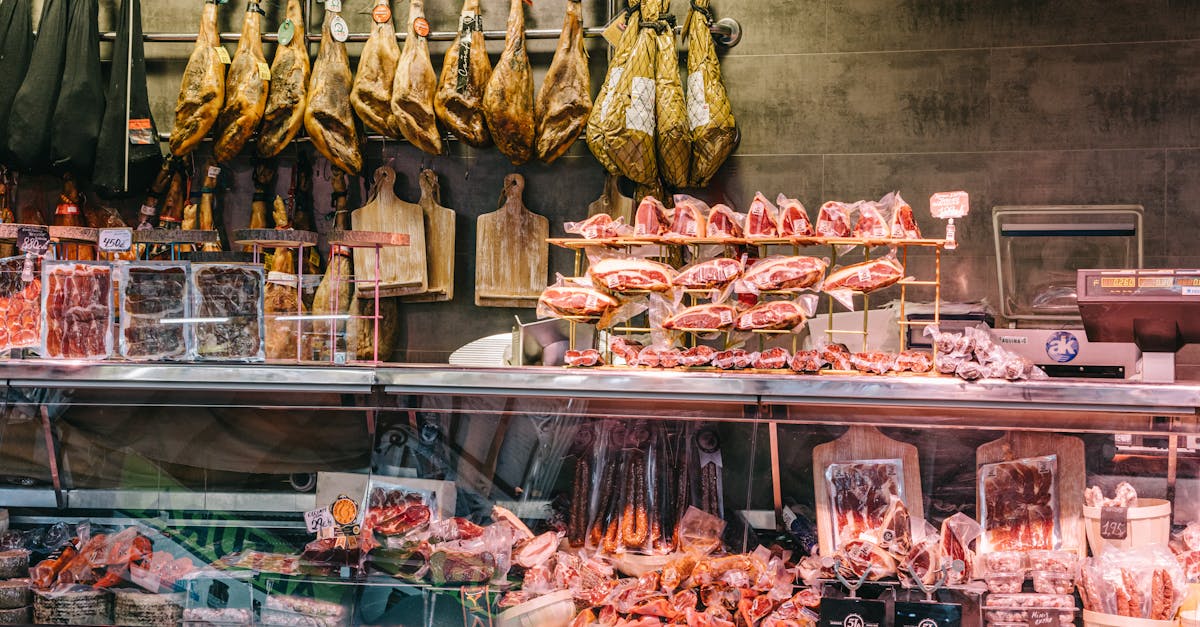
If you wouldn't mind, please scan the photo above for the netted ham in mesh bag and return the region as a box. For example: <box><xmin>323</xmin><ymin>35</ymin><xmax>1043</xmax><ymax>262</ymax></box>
<box><xmin>595</xmin><ymin>1</ymin><xmax>659</xmax><ymax>185</ymax></box>
<box><xmin>586</xmin><ymin>3</ymin><xmax>640</xmax><ymax>175</ymax></box>
<box><xmin>685</xmin><ymin>0</ymin><xmax>737</xmax><ymax>187</ymax></box>
<box><xmin>653</xmin><ymin>2</ymin><xmax>692</xmax><ymax>189</ymax></box>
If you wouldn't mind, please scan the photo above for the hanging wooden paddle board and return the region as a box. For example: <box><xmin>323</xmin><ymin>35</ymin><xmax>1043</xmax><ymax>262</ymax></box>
<box><xmin>976</xmin><ymin>431</ymin><xmax>1086</xmax><ymax>558</ymax></box>
<box><xmin>813</xmin><ymin>425</ymin><xmax>924</xmax><ymax>558</ymax></box>
<box><xmin>475</xmin><ymin>173</ymin><xmax>548</xmax><ymax>308</ymax></box>
<box><xmin>403</xmin><ymin>168</ymin><xmax>455</xmax><ymax>303</ymax></box>
<box><xmin>587</xmin><ymin>174</ymin><xmax>635</xmax><ymax>224</ymax></box>
<box><xmin>352</xmin><ymin>165</ymin><xmax>427</xmax><ymax>297</ymax></box>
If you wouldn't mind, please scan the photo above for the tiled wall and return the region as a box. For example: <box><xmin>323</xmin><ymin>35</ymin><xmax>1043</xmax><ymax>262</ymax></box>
<box><xmin>24</xmin><ymin>0</ymin><xmax>1200</xmax><ymax>361</ymax></box>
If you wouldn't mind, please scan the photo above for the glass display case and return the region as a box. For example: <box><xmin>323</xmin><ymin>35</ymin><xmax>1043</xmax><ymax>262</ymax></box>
<box><xmin>0</xmin><ymin>363</ymin><xmax>1196</xmax><ymax>626</ymax></box>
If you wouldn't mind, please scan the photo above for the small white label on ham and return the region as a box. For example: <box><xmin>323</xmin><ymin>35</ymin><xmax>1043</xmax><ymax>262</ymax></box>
<box><xmin>605</xmin><ymin>274</ymin><xmax>620</xmax><ymax>288</ymax></box>
<box><xmin>687</xmin><ymin>72</ymin><xmax>711</xmax><ymax>130</ymax></box>
<box><xmin>325</xmin><ymin>0</ymin><xmax>342</xmax><ymax>12</ymax></box>
<box><xmin>331</xmin><ymin>15</ymin><xmax>349</xmax><ymax>42</ymax></box>
<box><xmin>207</xmin><ymin>165</ymin><xmax>221</xmax><ymax>179</ymax></box>
<box><xmin>139</xmin><ymin>205</ymin><xmax>156</xmax><ymax>217</ymax></box>
<box><xmin>857</xmin><ymin>268</ymin><xmax>872</xmax><ymax>283</ymax></box>
<box><xmin>626</xmin><ymin>77</ymin><xmax>656</xmax><ymax>136</ymax></box>
<box><xmin>268</xmin><ymin>271</ymin><xmax>299</xmax><ymax>287</ymax></box>
<box><xmin>719</xmin><ymin>309</ymin><xmax>733</xmax><ymax>326</ymax></box>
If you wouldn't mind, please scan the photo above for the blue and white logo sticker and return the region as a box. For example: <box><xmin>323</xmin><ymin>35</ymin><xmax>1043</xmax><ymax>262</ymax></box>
<box><xmin>1046</xmin><ymin>331</ymin><xmax>1080</xmax><ymax>363</ymax></box>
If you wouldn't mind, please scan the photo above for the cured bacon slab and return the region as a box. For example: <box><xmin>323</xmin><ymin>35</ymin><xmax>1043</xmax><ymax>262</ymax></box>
<box><xmin>746</xmin><ymin>192</ymin><xmax>779</xmax><ymax>238</ymax></box>
<box><xmin>741</xmin><ymin>256</ymin><xmax>827</xmax><ymax>291</ymax></box>
<box><xmin>674</xmin><ymin>257</ymin><xmax>741</xmax><ymax>289</ymax></box>
<box><xmin>853</xmin><ymin>201</ymin><xmax>889</xmax><ymax>239</ymax></box>
<box><xmin>735</xmin><ymin>301</ymin><xmax>809</xmax><ymax>331</ymax></box>
<box><xmin>633</xmin><ymin>196</ymin><xmax>670</xmax><ymax>237</ymax></box>
<box><xmin>707</xmin><ymin>204</ymin><xmax>745</xmax><ymax>239</ymax></box>
<box><xmin>662</xmin><ymin>303</ymin><xmax>736</xmax><ymax>330</ymax></box>
<box><xmin>816</xmin><ymin>201</ymin><xmax>852</xmax><ymax>237</ymax></box>
<box><xmin>668</xmin><ymin>196</ymin><xmax>708</xmax><ymax>238</ymax></box>
<box><xmin>538</xmin><ymin>285</ymin><xmax>619</xmax><ymax>318</ymax></box>
<box><xmin>778</xmin><ymin>194</ymin><xmax>815</xmax><ymax>237</ymax></box>
<box><xmin>588</xmin><ymin>257</ymin><xmax>675</xmax><ymax>292</ymax></box>
<box><xmin>823</xmin><ymin>258</ymin><xmax>905</xmax><ymax>293</ymax></box>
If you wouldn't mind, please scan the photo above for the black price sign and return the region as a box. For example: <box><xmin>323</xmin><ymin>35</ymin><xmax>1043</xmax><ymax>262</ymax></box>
<box><xmin>895</xmin><ymin>601</ymin><xmax>962</xmax><ymax>627</ymax></box>
<box><xmin>820</xmin><ymin>598</ymin><xmax>886</xmax><ymax>627</ymax></box>
<box><xmin>17</xmin><ymin>226</ymin><xmax>49</xmax><ymax>255</ymax></box>
<box><xmin>1101</xmin><ymin>506</ymin><xmax>1129</xmax><ymax>540</ymax></box>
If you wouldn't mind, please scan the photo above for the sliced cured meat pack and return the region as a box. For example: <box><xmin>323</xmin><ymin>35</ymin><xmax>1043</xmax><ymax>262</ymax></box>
<box><xmin>668</xmin><ymin>195</ymin><xmax>708</xmax><ymax>239</ymax></box>
<box><xmin>746</xmin><ymin>192</ymin><xmax>779</xmax><ymax>239</ymax></box>
<box><xmin>588</xmin><ymin>257</ymin><xmax>675</xmax><ymax>292</ymax></box>
<box><xmin>741</xmin><ymin>256</ymin><xmax>827</xmax><ymax>292</ymax></box>
<box><xmin>735</xmin><ymin>300</ymin><xmax>810</xmax><ymax>331</ymax></box>
<box><xmin>42</xmin><ymin>261</ymin><xmax>112</xmax><ymax>359</ymax></box>
<box><xmin>674</xmin><ymin>257</ymin><xmax>741</xmax><ymax>290</ymax></box>
<box><xmin>0</xmin><ymin>255</ymin><xmax>42</xmax><ymax>351</ymax></box>
<box><xmin>633</xmin><ymin>196</ymin><xmax>670</xmax><ymax>238</ymax></box>
<box><xmin>823</xmin><ymin>257</ymin><xmax>905</xmax><ymax>293</ymax></box>
<box><xmin>707</xmin><ymin>204</ymin><xmax>745</xmax><ymax>239</ymax></box>
<box><xmin>119</xmin><ymin>262</ymin><xmax>188</xmax><ymax>361</ymax></box>
<box><xmin>778</xmin><ymin>195</ymin><xmax>815</xmax><ymax>238</ymax></box>
<box><xmin>538</xmin><ymin>285</ymin><xmax>619</xmax><ymax>318</ymax></box>
<box><xmin>825</xmin><ymin>459</ymin><xmax>904</xmax><ymax>548</ymax></box>
<box><xmin>816</xmin><ymin>202</ymin><xmax>852</xmax><ymax>238</ymax></box>
<box><xmin>191</xmin><ymin>263</ymin><xmax>264</xmax><ymax>361</ymax></box>
<box><xmin>662</xmin><ymin>303</ymin><xmax>737</xmax><ymax>331</ymax></box>
<box><xmin>979</xmin><ymin>455</ymin><xmax>1059</xmax><ymax>552</ymax></box>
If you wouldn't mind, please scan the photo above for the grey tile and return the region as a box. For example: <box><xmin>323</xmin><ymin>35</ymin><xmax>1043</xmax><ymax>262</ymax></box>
<box><xmin>988</xmin><ymin>0</ymin><xmax>1177</xmax><ymax>48</ymax></box>
<box><xmin>1165</xmin><ymin>149</ymin><xmax>1200</xmax><ymax>261</ymax></box>
<box><xmin>696</xmin><ymin>154</ymin><xmax>824</xmax><ymax>212</ymax></box>
<box><xmin>989</xmin><ymin>42</ymin><xmax>1200</xmax><ymax>150</ymax></box>
<box><xmin>827</xmin><ymin>0</ymin><xmax>991</xmax><ymax>53</ymax></box>
<box><xmin>717</xmin><ymin>0</ymin><xmax>825</xmax><ymax>56</ymax></box>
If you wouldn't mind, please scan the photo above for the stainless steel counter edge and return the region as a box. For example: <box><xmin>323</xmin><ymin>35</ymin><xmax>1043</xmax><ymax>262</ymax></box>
<box><xmin>2</xmin><ymin>361</ymin><xmax>374</xmax><ymax>392</ymax></box>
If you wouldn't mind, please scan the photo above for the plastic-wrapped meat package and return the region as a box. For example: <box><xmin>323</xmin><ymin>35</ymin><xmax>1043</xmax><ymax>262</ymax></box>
<box><xmin>816</xmin><ymin>202</ymin><xmax>852</xmax><ymax>237</ymax></box>
<box><xmin>820</xmin><ymin>342</ymin><xmax>853</xmax><ymax>371</ymax></box>
<box><xmin>609</xmin><ymin>337</ymin><xmax>644</xmax><ymax>365</ymax></box>
<box><xmin>565</xmin><ymin>213</ymin><xmax>631</xmax><ymax>240</ymax></box>
<box><xmin>979</xmin><ymin>455</ymin><xmax>1059</xmax><ymax>552</ymax></box>
<box><xmin>852</xmin><ymin>201</ymin><xmax>889</xmax><ymax>239</ymax></box>
<box><xmin>790</xmin><ymin>350</ymin><xmax>824</xmax><ymax>372</ymax></box>
<box><xmin>669</xmin><ymin>195</ymin><xmax>709</xmax><ymax>239</ymax></box>
<box><xmin>712</xmin><ymin>349</ymin><xmax>752</xmax><ymax>369</ymax></box>
<box><xmin>851</xmin><ymin>351</ymin><xmax>897</xmax><ymax>375</ymax></box>
<box><xmin>119</xmin><ymin>262</ymin><xmax>190</xmax><ymax>361</ymax></box>
<box><xmin>190</xmin><ymin>264</ymin><xmax>265</xmax><ymax>362</ymax></box>
<box><xmin>777</xmin><ymin>194</ymin><xmax>814</xmax><ymax>237</ymax></box>
<box><xmin>740</xmin><ymin>256</ymin><xmax>827</xmax><ymax>292</ymax></box>
<box><xmin>674</xmin><ymin>257</ymin><xmax>742</xmax><ymax>290</ymax></box>
<box><xmin>587</xmin><ymin>257</ymin><xmax>676</xmax><ymax>292</ymax></box>
<box><xmin>633</xmin><ymin>196</ymin><xmax>670</xmax><ymax>238</ymax></box>
<box><xmin>680</xmin><ymin>345</ymin><xmax>716</xmax><ymax>367</ymax></box>
<box><xmin>823</xmin><ymin>257</ymin><xmax>905</xmax><ymax>293</ymax></box>
<box><xmin>707</xmin><ymin>204</ymin><xmax>744</xmax><ymax>239</ymax></box>
<box><xmin>735</xmin><ymin>300</ymin><xmax>810</xmax><ymax>331</ymax></box>
<box><xmin>746</xmin><ymin>192</ymin><xmax>779</xmax><ymax>239</ymax></box>
<box><xmin>0</xmin><ymin>255</ymin><xmax>42</xmax><ymax>351</ymax></box>
<box><xmin>882</xmin><ymin>192</ymin><xmax>921</xmax><ymax>239</ymax></box>
<box><xmin>41</xmin><ymin>261</ymin><xmax>113</xmax><ymax>360</ymax></box>
<box><xmin>895</xmin><ymin>350</ymin><xmax>933</xmax><ymax>373</ymax></box>
<box><xmin>565</xmin><ymin>349</ymin><xmax>604</xmax><ymax>367</ymax></box>
<box><xmin>825</xmin><ymin>458</ymin><xmax>905</xmax><ymax>549</ymax></box>
<box><xmin>752</xmin><ymin>347</ymin><xmax>790</xmax><ymax>369</ymax></box>
<box><xmin>662</xmin><ymin>303</ymin><xmax>737</xmax><ymax>331</ymax></box>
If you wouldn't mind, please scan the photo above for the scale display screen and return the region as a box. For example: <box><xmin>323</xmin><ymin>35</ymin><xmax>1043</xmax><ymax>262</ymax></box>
<box><xmin>1077</xmin><ymin>269</ymin><xmax>1200</xmax><ymax>351</ymax></box>
<box><xmin>1083</xmin><ymin>270</ymin><xmax>1200</xmax><ymax>297</ymax></box>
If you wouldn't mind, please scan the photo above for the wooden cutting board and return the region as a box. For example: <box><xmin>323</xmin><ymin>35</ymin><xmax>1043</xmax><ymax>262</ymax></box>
<box><xmin>976</xmin><ymin>431</ymin><xmax>1086</xmax><ymax>558</ymax></box>
<box><xmin>813</xmin><ymin>425</ymin><xmax>924</xmax><ymax>557</ymax></box>
<box><xmin>475</xmin><ymin>173</ymin><xmax>548</xmax><ymax>307</ymax></box>
<box><xmin>587</xmin><ymin>174</ymin><xmax>634</xmax><ymax>224</ymax></box>
<box><xmin>352</xmin><ymin>166</ymin><xmax>427</xmax><ymax>297</ymax></box>
<box><xmin>402</xmin><ymin>169</ymin><xmax>455</xmax><ymax>303</ymax></box>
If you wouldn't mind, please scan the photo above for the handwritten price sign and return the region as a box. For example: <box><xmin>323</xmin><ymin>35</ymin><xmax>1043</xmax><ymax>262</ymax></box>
<box><xmin>1100</xmin><ymin>506</ymin><xmax>1129</xmax><ymax>540</ymax></box>
<box><xmin>99</xmin><ymin>228</ymin><xmax>133</xmax><ymax>253</ymax></box>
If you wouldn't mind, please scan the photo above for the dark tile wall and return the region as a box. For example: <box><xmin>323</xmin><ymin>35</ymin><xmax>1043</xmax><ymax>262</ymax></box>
<box><xmin>19</xmin><ymin>0</ymin><xmax>1200</xmax><ymax>361</ymax></box>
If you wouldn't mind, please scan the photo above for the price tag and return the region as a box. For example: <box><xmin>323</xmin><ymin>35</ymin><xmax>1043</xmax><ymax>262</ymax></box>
<box><xmin>278</xmin><ymin>19</ymin><xmax>295</xmax><ymax>46</ymax></box>
<box><xmin>1101</xmin><ymin>506</ymin><xmax>1129</xmax><ymax>540</ymax></box>
<box><xmin>130</xmin><ymin>564</ymin><xmax>162</xmax><ymax>592</ymax></box>
<box><xmin>99</xmin><ymin>228</ymin><xmax>133</xmax><ymax>253</ymax></box>
<box><xmin>372</xmin><ymin>2</ymin><xmax>391</xmax><ymax>23</ymax></box>
<box><xmin>207</xmin><ymin>165</ymin><xmax>221</xmax><ymax>179</ymax></box>
<box><xmin>17</xmin><ymin>226</ymin><xmax>50</xmax><ymax>255</ymax></box>
<box><xmin>330</xmin><ymin>15</ymin><xmax>349</xmax><ymax>42</ymax></box>
<box><xmin>819</xmin><ymin>598</ymin><xmax>886</xmax><ymax>627</ymax></box>
<box><xmin>304</xmin><ymin>506</ymin><xmax>335</xmax><ymax>532</ymax></box>
<box><xmin>413</xmin><ymin>17</ymin><xmax>430</xmax><ymax>38</ymax></box>
<box><xmin>930</xmin><ymin>190</ymin><xmax>969</xmax><ymax>219</ymax></box>
<box><xmin>894</xmin><ymin>601</ymin><xmax>962</xmax><ymax>627</ymax></box>
<box><xmin>325</xmin><ymin>0</ymin><xmax>341</xmax><ymax>12</ymax></box>
<box><xmin>139</xmin><ymin>204</ymin><xmax>157</xmax><ymax>217</ymax></box>
<box><xmin>258</xmin><ymin>61</ymin><xmax>271</xmax><ymax>82</ymax></box>
<box><xmin>267</xmin><ymin>271</ymin><xmax>299</xmax><ymax>287</ymax></box>
<box><xmin>214</xmin><ymin>46</ymin><xmax>231</xmax><ymax>64</ymax></box>
<box><xmin>128</xmin><ymin>118</ymin><xmax>155</xmax><ymax>145</ymax></box>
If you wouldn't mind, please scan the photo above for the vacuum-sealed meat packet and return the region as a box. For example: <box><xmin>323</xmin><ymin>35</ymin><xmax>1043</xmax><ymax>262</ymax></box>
<box><xmin>191</xmin><ymin>263</ymin><xmax>264</xmax><ymax>362</ymax></box>
<box><xmin>587</xmin><ymin>254</ymin><xmax>676</xmax><ymax>292</ymax></box>
<box><xmin>746</xmin><ymin>192</ymin><xmax>780</xmax><ymax>239</ymax></box>
<box><xmin>119</xmin><ymin>261</ymin><xmax>190</xmax><ymax>361</ymax></box>
<box><xmin>816</xmin><ymin>201</ymin><xmax>852</xmax><ymax>238</ymax></box>
<box><xmin>825</xmin><ymin>458</ymin><xmax>905</xmax><ymax>549</ymax></box>
<box><xmin>707</xmin><ymin>204</ymin><xmax>745</xmax><ymax>239</ymax></box>
<box><xmin>564</xmin><ymin>213</ymin><xmax>632</xmax><ymax>240</ymax></box>
<box><xmin>979</xmin><ymin>455</ymin><xmax>1059</xmax><ymax>552</ymax></box>
<box><xmin>673</xmin><ymin>256</ymin><xmax>742</xmax><ymax>291</ymax></box>
<box><xmin>42</xmin><ymin>261</ymin><xmax>113</xmax><ymax>360</ymax></box>
<box><xmin>0</xmin><ymin>255</ymin><xmax>42</xmax><ymax>351</ymax></box>
<box><xmin>777</xmin><ymin>194</ymin><xmax>814</xmax><ymax>238</ymax></box>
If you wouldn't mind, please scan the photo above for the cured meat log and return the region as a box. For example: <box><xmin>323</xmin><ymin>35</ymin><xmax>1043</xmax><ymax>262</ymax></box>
<box><xmin>662</xmin><ymin>303</ymin><xmax>736</xmax><ymax>331</ymax></box>
<box><xmin>674</xmin><ymin>257</ymin><xmax>741</xmax><ymax>289</ymax></box>
<box><xmin>686</xmin><ymin>0</ymin><xmax>737</xmax><ymax>187</ymax></box>
<box><xmin>95</xmin><ymin>0</ymin><xmax>162</xmax><ymax>196</ymax></box>
<box><xmin>735</xmin><ymin>300</ymin><xmax>809</xmax><ymax>331</ymax></box>
<box><xmin>192</xmin><ymin>264</ymin><xmax>264</xmax><ymax>361</ymax></box>
<box><xmin>588</xmin><ymin>257</ymin><xmax>675</xmax><ymax>292</ymax></box>
<box><xmin>484</xmin><ymin>0</ymin><xmax>535</xmax><ymax>165</ymax></box>
<box><xmin>50</xmin><ymin>0</ymin><xmax>104</xmax><ymax>176</ymax></box>
<box><xmin>823</xmin><ymin>257</ymin><xmax>905</xmax><ymax>293</ymax></box>
<box><xmin>538</xmin><ymin>285</ymin><xmax>618</xmax><ymax>318</ymax></box>
<box><xmin>352</xmin><ymin>0</ymin><xmax>400</xmax><ymax>138</ymax></box>
<box><xmin>212</xmin><ymin>1</ymin><xmax>269</xmax><ymax>163</ymax></box>
<box><xmin>0</xmin><ymin>256</ymin><xmax>41</xmax><ymax>350</ymax></box>
<box><xmin>390</xmin><ymin>0</ymin><xmax>442</xmax><ymax>154</ymax></box>
<box><xmin>169</xmin><ymin>0</ymin><xmax>224</xmax><ymax>157</ymax></box>
<box><xmin>436</xmin><ymin>0</ymin><xmax>492</xmax><ymax>147</ymax></box>
<box><xmin>305</xmin><ymin>8</ymin><xmax>363</xmax><ymax>175</ymax></box>
<box><xmin>43</xmin><ymin>262</ymin><xmax>113</xmax><ymax>359</ymax></box>
<box><xmin>741</xmin><ymin>256</ymin><xmax>827</xmax><ymax>291</ymax></box>
<box><xmin>535</xmin><ymin>0</ymin><xmax>591</xmax><ymax>163</ymax></box>
<box><xmin>120</xmin><ymin>264</ymin><xmax>188</xmax><ymax>360</ymax></box>
<box><xmin>4</xmin><ymin>0</ymin><xmax>68</xmax><ymax>172</ymax></box>
<box><xmin>257</xmin><ymin>0</ymin><xmax>309</xmax><ymax>158</ymax></box>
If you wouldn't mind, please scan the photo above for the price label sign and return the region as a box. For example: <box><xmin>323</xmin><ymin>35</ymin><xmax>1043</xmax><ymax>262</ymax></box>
<box><xmin>17</xmin><ymin>226</ymin><xmax>50</xmax><ymax>255</ymax></box>
<box><xmin>1029</xmin><ymin>610</ymin><xmax>1055</xmax><ymax>627</ymax></box>
<box><xmin>304</xmin><ymin>506</ymin><xmax>335</xmax><ymax>532</ymax></box>
<box><xmin>820</xmin><ymin>598</ymin><xmax>886</xmax><ymax>627</ymax></box>
<box><xmin>1101</xmin><ymin>506</ymin><xmax>1129</xmax><ymax>540</ymax></box>
<box><xmin>99</xmin><ymin>228</ymin><xmax>133</xmax><ymax>253</ymax></box>
<box><xmin>930</xmin><ymin>191</ymin><xmax>969</xmax><ymax>219</ymax></box>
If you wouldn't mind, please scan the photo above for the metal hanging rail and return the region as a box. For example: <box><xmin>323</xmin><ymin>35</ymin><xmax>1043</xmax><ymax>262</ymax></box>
<box><xmin>96</xmin><ymin>18</ymin><xmax>742</xmax><ymax>46</ymax></box>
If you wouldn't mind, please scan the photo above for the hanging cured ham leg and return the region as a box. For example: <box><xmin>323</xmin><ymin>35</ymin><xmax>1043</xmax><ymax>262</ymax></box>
<box><xmin>257</xmin><ymin>0</ymin><xmax>308</xmax><ymax>158</ymax></box>
<box><xmin>212</xmin><ymin>0</ymin><xmax>269</xmax><ymax>163</ymax></box>
<box><xmin>435</xmin><ymin>0</ymin><xmax>491</xmax><ymax>147</ymax></box>
<box><xmin>169</xmin><ymin>0</ymin><xmax>224</xmax><ymax>157</ymax></box>
<box><xmin>304</xmin><ymin>6</ymin><xmax>362</xmax><ymax>175</ymax></box>
<box><xmin>390</xmin><ymin>0</ymin><xmax>441</xmax><ymax>155</ymax></box>
<box><xmin>351</xmin><ymin>0</ymin><xmax>399</xmax><ymax>137</ymax></box>
<box><xmin>484</xmin><ymin>0</ymin><xmax>535</xmax><ymax>165</ymax></box>
<box><xmin>535</xmin><ymin>0</ymin><xmax>591</xmax><ymax>163</ymax></box>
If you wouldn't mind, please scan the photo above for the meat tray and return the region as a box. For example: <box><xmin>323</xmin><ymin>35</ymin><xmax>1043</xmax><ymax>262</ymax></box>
<box><xmin>0</xmin><ymin>255</ymin><xmax>43</xmax><ymax>352</ymax></box>
<box><xmin>190</xmin><ymin>263</ymin><xmax>265</xmax><ymax>362</ymax></box>
<box><xmin>118</xmin><ymin>261</ymin><xmax>190</xmax><ymax>361</ymax></box>
<box><xmin>40</xmin><ymin>260</ymin><xmax>113</xmax><ymax>360</ymax></box>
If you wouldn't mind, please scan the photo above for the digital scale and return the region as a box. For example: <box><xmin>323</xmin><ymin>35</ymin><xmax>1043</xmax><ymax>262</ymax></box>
<box><xmin>1077</xmin><ymin>268</ymin><xmax>1200</xmax><ymax>383</ymax></box>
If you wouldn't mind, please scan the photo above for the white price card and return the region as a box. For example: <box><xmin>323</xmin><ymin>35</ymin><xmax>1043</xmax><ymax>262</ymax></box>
<box><xmin>304</xmin><ymin>506</ymin><xmax>335</xmax><ymax>532</ymax></box>
<box><xmin>99</xmin><ymin>228</ymin><xmax>133</xmax><ymax>253</ymax></box>
<box><xmin>930</xmin><ymin>191</ymin><xmax>969</xmax><ymax>219</ymax></box>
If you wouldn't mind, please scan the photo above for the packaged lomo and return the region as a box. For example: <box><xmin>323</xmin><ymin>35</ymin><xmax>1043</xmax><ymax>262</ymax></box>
<box><xmin>118</xmin><ymin>261</ymin><xmax>190</xmax><ymax>361</ymax></box>
<box><xmin>41</xmin><ymin>260</ymin><xmax>114</xmax><ymax>360</ymax></box>
<box><xmin>190</xmin><ymin>263</ymin><xmax>265</xmax><ymax>362</ymax></box>
<box><xmin>0</xmin><ymin>254</ymin><xmax>42</xmax><ymax>352</ymax></box>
